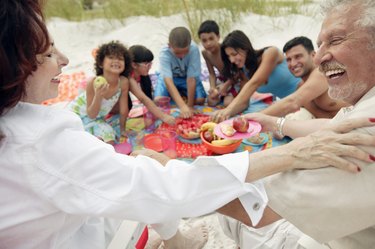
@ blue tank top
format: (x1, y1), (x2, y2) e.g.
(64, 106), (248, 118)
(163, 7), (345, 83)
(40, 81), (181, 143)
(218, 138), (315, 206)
(244, 59), (300, 98)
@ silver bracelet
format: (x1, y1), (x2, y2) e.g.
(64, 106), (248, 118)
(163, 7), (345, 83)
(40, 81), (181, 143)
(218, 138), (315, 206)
(276, 117), (286, 137)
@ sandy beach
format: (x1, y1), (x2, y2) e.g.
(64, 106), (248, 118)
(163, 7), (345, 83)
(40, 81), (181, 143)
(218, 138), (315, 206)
(47, 3), (323, 248)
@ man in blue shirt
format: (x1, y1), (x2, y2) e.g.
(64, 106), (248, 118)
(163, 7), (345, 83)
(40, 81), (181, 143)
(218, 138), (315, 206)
(155, 27), (207, 118)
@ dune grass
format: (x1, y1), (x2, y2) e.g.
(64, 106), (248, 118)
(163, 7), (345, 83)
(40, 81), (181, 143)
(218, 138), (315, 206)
(44, 0), (313, 42)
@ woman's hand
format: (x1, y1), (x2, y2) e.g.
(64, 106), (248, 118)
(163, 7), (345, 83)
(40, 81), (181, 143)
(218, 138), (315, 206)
(285, 117), (375, 173)
(130, 149), (171, 166)
(243, 113), (278, 133)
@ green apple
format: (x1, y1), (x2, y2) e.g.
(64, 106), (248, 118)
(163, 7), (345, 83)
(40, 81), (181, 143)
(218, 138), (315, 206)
(93, 76), (108, 89)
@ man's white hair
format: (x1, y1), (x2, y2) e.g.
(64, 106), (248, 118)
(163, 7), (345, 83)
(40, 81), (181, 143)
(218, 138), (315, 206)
(321, 0), (375, 48)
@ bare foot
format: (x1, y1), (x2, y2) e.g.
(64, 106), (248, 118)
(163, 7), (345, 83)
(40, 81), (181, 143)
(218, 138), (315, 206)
(159, 223), (208, 249)
(145, 229), (162, 249)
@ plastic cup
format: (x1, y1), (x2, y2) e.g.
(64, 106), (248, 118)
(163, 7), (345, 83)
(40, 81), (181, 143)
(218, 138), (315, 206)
(155, 96), (171, 114)
(126, 130), (144, 151)
(158, 130), (177, 159)
(143, 110), (156, 132)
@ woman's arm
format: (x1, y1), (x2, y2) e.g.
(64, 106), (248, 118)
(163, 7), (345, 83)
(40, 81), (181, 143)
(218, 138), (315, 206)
(244, 112), (331, 139)
(246, 117), (375, 182)
(212, 47), (283, 122)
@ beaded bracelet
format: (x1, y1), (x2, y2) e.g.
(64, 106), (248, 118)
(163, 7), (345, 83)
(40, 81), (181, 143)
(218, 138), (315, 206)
(276, 117), (286, 138)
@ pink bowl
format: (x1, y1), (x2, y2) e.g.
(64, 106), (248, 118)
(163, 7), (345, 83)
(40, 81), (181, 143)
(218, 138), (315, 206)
(114, 142), (132, 155)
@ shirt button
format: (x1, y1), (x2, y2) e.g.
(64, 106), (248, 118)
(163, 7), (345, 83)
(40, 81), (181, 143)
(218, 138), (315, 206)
(253, 202), (260, 211)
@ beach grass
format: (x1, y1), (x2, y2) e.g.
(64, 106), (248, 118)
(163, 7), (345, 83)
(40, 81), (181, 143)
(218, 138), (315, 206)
(44, 0), (313, 42)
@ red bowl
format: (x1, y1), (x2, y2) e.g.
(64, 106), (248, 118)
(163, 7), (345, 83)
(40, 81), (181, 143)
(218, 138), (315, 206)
(200, 132), (242, 154)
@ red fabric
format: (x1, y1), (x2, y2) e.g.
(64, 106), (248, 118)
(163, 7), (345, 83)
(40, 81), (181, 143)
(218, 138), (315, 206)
(176, 140), (212, 158)
(135, 227), (148, 249)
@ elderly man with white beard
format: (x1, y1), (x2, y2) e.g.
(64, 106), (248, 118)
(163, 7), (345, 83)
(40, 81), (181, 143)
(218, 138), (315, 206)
(218, 0), (375, 248)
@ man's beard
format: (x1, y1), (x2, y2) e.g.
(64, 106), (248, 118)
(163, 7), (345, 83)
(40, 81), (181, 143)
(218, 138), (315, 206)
(328, 81), (367, 104)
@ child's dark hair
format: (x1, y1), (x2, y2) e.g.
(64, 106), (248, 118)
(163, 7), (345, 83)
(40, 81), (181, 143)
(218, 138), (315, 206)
(94, 41), (132, 77)
(128, 45), (154, 110)
(283, 36), (314, 53)
(129, 45), (154, 63)
(198, 20), (220, 37)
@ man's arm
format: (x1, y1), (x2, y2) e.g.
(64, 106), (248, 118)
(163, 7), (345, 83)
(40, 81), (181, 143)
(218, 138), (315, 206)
(217, 199), (281, 228)
(261, 69), (328, 117)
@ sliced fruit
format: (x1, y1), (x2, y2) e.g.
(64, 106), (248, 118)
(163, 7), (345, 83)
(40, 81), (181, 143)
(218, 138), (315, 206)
(211, 139), (239, 146)
(220, 123), (236, 137)
(200, 122), (217, 132)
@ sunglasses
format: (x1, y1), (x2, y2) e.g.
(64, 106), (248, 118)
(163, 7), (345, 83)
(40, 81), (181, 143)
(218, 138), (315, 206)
(137, 62), (153, 68)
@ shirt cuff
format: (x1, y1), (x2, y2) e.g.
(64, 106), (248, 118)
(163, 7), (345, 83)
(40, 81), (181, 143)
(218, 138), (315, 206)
(238, 180), (268, 226)
(193, 151), (268, 225)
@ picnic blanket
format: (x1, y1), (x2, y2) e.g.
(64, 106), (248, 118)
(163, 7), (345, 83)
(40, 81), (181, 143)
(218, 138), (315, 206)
(43, 71), (289, 159)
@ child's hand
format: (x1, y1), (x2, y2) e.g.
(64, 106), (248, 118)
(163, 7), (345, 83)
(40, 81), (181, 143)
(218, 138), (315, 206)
(179, 105), (194, 119)
(218, 84), (229, 97)
(119, 135), (127, 143)
(211, 109), (231, 123)
(95, 83), (109, 97)
(161, 114), (176, 125)
(119, 131), (127, 142)
(209, 87), (220, 99)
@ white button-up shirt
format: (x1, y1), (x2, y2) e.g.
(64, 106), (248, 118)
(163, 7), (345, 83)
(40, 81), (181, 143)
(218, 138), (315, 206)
(0, 102), (267, 249)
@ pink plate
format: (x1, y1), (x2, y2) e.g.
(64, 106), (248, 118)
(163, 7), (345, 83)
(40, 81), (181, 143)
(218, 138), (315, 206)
(214, 119), (262, 140)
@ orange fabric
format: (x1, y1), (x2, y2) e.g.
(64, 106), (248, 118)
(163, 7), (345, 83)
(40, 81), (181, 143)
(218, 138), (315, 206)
(42, 71), (86, 105)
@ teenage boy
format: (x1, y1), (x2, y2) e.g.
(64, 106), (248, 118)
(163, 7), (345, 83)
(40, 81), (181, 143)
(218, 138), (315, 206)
(198, 20), (236, 107)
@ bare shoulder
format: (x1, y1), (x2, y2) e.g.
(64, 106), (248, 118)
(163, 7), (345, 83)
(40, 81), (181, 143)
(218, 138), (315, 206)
(86, 76), (95, 92)
(262, 46), (283, 63)
(202, 49), (214, 63)
(201, 49), (209, 58)
(119, 76), (129, 90)
(306, 68), (328, 88)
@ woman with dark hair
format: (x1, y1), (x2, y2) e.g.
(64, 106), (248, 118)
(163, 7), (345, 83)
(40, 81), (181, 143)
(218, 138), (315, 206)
(1, 1), (375, 249)
(128, 45), (175, 125)
(212, 30), (300, 122)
